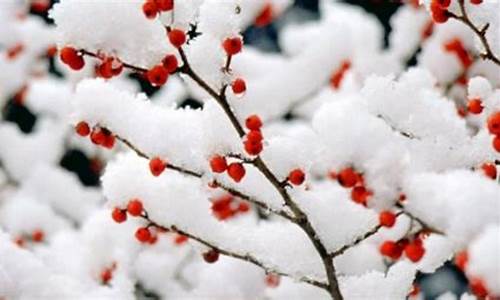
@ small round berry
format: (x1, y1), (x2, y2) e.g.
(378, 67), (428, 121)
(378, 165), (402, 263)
(351, 186), (371, 205)
(174, 234), (188, 245)
(265, 273), (281, 288)
(487, 112), (500, 135)
(142, 0), (158, 19)
(454, 250), (468, 272)
(203, 249), (220, 263)
(237, 202), (250, 213)
(430, 2), (449, 23)
(244, 140), (263, 156)
(168, 29), (186, 48)
(467, 98), (483, 114)
(246, 130), (263, 143)
(379, 211), (397, 227)
(222, 37), (243, 56)
(288, 169), (305, 186)
(255, 3), (273, 27)
(337, 167), (358, 188)
(481, 163), (497, 179)
(101, 268), (113, 284)
(245, 115), (262, 131)
(404, 240), (425, 262)
(155, 0), (173, 11)
(112, 208), (127, 223)
(379, 240), (403, 260)
(162, 54), (178, 73)
(135, 227), (152, 243)
(147, 65), (169, 87)
(149, 157), (167, 176)
(469, 277), (488, 298)
(75, 121), (91, 137)
(492, 135), (500, 152)
(102, 134), (115, 149)
(127, 199), (144, 216)
(32, 230), (44, 242)
(90, 128), (107, 145)
(60, 46), (85, 70)
(210, 155), (228, 173)
(227, 163), (246, 183)
(231, 78), (246, 95)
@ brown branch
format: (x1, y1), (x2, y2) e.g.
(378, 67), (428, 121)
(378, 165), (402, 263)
(447, 0), (500, 66)
(113, 134), (294, 221)
(141, 213), (328, 290)
(170, 28), (344, 300)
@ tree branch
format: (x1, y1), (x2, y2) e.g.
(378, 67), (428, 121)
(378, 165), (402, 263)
(447, 0), (500, 66)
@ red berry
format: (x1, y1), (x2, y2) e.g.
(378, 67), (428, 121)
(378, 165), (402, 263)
(210, 155), (228, 173)
(142, 0), (158, 19)
(430, 2), (449, 23)
(168, 29), (186, 48)
(231, 78), (246, 94)
(380, 240), (403, 260)
(60, 46), (85, 70)
(470, 0), (482, 4)
(288, 169), (305, 186)
(330, 60), (351, 89)
(404, 240), (425, 262)
(469, 277), (488, 297)
(421, 20), (434, 39)
(245, 115), (262, 131)
(135, 227), (152, 243)
(102, 134), (115, 149)
(155, 0), (173, 11)
(75, 121), (90, 137)
(90, 128), (106, 145)
(409, 284), (420, 297)
(101, 268), (112, 284)
(162, 54), (178, 73)
(487, 112), (500, 135)
(237, 202), (250, 213)
(493, 135), (500, 152)
(433, 0), (451, 8)
(379, 211), (397, 227)
(255, 3), (273, 27)
(222, 37), (243, 56)
(337, 167), (358, 188)
(467, 98), (483, 114)
(481, 163), (497, 179)
(112, 208), (127, 223)
(98, 57), (123, 79)
(203, 249), (220, 263)
(174, 234), (188, 245)
(32, 230), (44, 242)
(149, 157), (167, 176)
(246, 130), (263, 143)
(127, 199), (143, 216)
(147, 65), (169, 87)
(244, 140), (263, 156)
(454, 250), (468, 272)
(351, 186), (371, 206)
(265, 273), (281, 288)
(227, 163), (245, 183)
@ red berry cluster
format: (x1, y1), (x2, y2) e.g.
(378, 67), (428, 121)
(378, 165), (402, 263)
(13, 229), (45, 248)
(331, 167), (372, 206)
(60, 46), (85, 70)
(142, 0), (173, 19)
(454, 250), (492, 298)
(75, 121), (116, 150)
(244, 114), (264, 156)
(430, 0), (450, 23)
(487, 112), (500, 152)
(211, 194), (250, 221)
(255, 3), (274, 27)
(330, 60), (351, 90)
(379, 235), (426, 263)
(211, 155), (246, 183)
(443, 38), (473, 70)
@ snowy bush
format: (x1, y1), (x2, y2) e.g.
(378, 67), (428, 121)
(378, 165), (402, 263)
(0, 0), (499, 299)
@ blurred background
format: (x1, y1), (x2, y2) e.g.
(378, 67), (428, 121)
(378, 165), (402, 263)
(1, 1), (469, 299)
